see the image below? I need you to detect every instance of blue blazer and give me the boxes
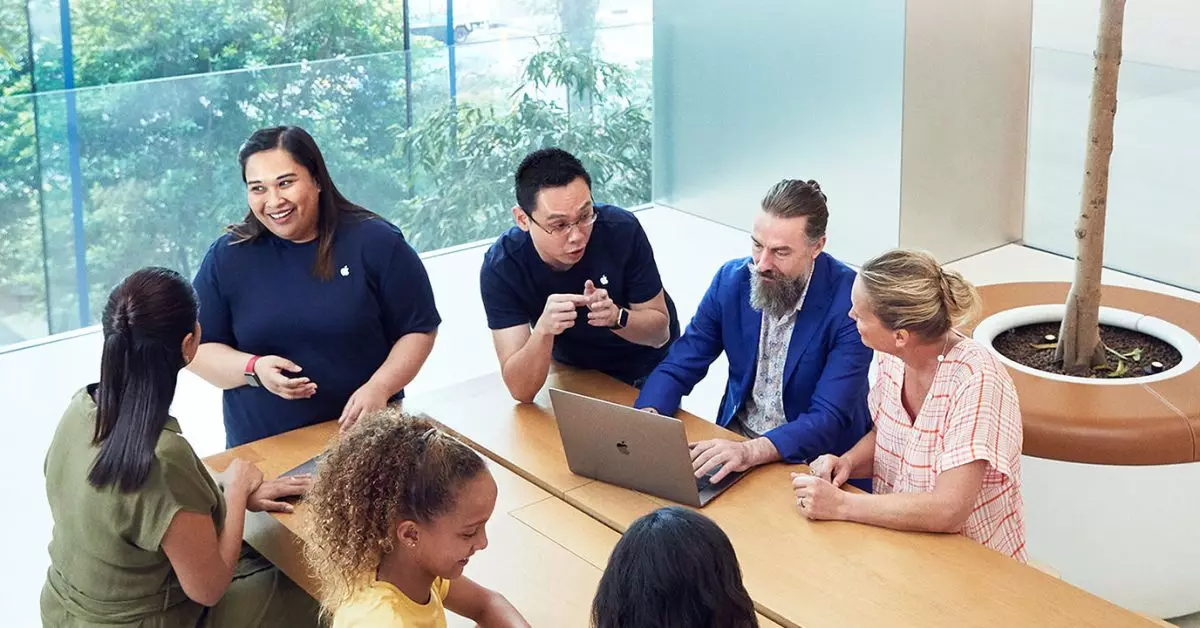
[635,253,872,463]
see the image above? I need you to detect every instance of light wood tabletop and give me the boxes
[406,366,1160,628]
[200,420,783,628]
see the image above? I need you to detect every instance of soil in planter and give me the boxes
[992,323,1182,379]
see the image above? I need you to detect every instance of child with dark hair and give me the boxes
[591,506,758,628]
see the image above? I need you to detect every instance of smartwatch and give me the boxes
[244,355,264,388]
[610,307,630,330]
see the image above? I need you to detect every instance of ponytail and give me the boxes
[88,268,197,492]
[939,268,981,331]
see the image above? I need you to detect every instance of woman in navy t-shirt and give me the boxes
[188,126,441,447]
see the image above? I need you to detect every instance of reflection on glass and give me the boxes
[0,15,652,347]
[1024,48,1200,292]
[0,3,48,344]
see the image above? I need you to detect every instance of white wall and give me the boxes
[898,0,1031,263]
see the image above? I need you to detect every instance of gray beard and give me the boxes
[749,266,808,319]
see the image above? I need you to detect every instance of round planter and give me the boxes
[965,282,1200,619]
[972,304,1200,385]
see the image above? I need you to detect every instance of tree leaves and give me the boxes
[1,2,649,336]
[392,39,650,252]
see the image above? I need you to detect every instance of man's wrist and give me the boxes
[609,306,629,330]
[744,437,779,467]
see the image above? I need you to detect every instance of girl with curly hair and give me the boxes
[303,408,529,627]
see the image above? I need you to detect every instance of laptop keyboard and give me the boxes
[696,467,740,493]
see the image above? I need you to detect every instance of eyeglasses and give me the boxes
[529,210,598,238]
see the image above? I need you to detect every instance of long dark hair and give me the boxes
[229,126,376,280]
[591,507,758,628]
[88,267,198,492]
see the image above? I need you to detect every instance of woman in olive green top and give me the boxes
[41,267,320,627]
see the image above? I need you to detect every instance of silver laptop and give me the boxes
[549,388,746,507]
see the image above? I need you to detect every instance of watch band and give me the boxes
[610,307,630,330]
[244,355,263,387]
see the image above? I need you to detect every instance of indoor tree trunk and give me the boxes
[1056,0,1126,376]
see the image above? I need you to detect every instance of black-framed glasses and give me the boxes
[529,210,598,238]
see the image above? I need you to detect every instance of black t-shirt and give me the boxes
[479,204,678,384]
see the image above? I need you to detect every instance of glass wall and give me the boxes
[0,0,42,346]
[652,0,905,266]
[1024,0,1200,292]
[0,0,653,347]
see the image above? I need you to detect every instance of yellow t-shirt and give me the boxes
[333,578,452,628]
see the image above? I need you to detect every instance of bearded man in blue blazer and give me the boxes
[636,179,873,488]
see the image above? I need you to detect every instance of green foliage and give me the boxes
[394,40,651,251]
[0,1,650,342]
[0,3,43,341]
[0,0,25,77]
[69,0,410,87]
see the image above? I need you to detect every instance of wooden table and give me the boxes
[406,367,1159,628]
[203,420,784,627]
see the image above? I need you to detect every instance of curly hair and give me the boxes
[302,407,487,611]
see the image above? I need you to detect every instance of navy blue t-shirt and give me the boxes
[193,215,441,447]
[479,204,679,385]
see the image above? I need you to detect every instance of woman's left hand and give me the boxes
[339,382,390,432]
[791,473,848,521]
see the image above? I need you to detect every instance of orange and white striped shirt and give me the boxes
[869,339,1027,561]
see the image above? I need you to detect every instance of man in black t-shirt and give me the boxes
[479,148,679,401]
